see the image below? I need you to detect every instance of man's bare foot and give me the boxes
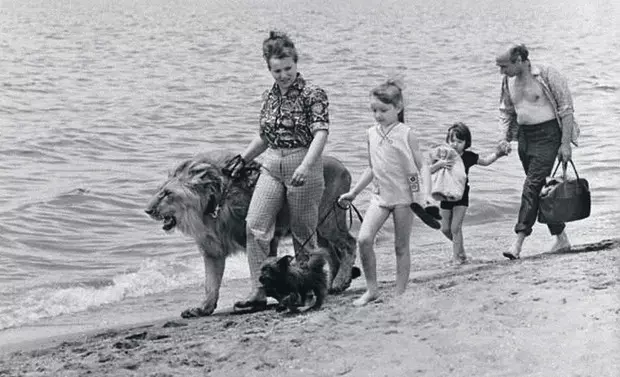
[550,231,571,253]
[353,291,379,306]
[503,233,526,260]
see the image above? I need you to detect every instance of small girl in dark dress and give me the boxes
[430,122,510,264]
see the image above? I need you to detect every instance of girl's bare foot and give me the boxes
[353,291,379,306]
[395,287,407,295]
[452,257,469,265]
[445,256,468,267]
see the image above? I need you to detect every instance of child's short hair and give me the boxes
[370,79,405,122]
[446,122,472,149]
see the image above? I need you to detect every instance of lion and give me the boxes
[145,150,359,318]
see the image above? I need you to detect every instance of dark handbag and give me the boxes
[538,160,591,223]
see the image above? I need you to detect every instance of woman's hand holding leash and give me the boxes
[222,154,246,179]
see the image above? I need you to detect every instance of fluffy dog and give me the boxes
[145,150,359,318]
[259,255,328,313]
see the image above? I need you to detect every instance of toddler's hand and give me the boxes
[438,159,453,169]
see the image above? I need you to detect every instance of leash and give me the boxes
[221,154,365,249]
[341,201,364,228]
[299,200,364,250]
[210,155,261,218]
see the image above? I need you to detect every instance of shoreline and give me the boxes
[0,210,613,353]
[0,238,617,376]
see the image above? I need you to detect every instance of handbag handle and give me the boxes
[550,159,580,180]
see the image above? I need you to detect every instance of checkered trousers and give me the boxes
[246,148,325,289]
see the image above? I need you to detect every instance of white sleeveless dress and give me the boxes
[368,122,421,207]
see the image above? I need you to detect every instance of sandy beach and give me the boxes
[0,238,617,377]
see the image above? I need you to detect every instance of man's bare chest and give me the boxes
[508,78,546,105]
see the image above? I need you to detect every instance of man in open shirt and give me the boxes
[496,44,580,260]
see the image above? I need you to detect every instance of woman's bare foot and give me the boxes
[233,288,267,309]
[353,290,380,306]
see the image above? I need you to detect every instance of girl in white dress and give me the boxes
[338,79,432,306]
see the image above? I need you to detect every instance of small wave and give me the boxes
[593,84,617,92]
[0,258,204,330]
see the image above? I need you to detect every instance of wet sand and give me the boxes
[0,239,618,377]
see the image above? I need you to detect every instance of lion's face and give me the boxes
[145,160,225,236]
[145,179,186,232]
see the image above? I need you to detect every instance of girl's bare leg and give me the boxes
[354,202,390,306]
[392,206,414,295]
[449,205,468,263]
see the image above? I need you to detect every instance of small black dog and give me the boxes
[259,255,328,313]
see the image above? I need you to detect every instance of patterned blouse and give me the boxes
[259,73,329,149]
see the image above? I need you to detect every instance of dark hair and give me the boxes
[262,31,298,68]
[509,44,529,63]
[370,79,405,123]
[446,122,472,149]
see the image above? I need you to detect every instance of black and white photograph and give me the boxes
[0,0,618,375]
